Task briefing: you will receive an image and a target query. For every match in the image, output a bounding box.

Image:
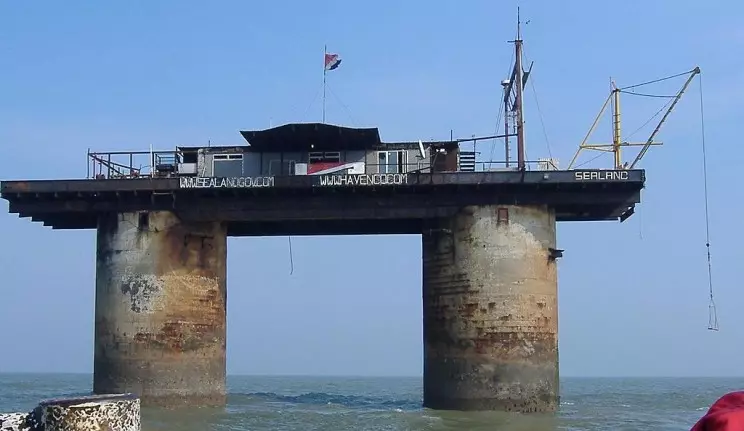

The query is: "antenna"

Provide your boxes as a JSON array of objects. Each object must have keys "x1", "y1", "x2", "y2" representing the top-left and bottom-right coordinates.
[
  {"x1": 517, "y1": 6, "x2": 521, "y2": 40},
  {"x1": 418, "y1": 140, "x2": 426, "y2": 159},
  {"x1": 149, "y1": 143, "x2": 154, "y2": 176}
]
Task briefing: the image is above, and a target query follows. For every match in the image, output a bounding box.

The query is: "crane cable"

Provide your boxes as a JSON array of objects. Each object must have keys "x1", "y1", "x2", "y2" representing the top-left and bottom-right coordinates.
[
  {"x1": 288, "y1": 236, "x2": 295, "y2": 275},
  {"x1": 619, "y1": 68, "x2": 696, "y2": 91},
  {"x1": 698, "y1": 72, "x2": 718, "y2": 331}
]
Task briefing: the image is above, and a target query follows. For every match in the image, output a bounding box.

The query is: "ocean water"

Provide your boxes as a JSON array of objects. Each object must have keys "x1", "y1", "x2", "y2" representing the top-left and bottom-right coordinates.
[{"x1": 0, "y1": 374, "x2": 737, "y2": 430}]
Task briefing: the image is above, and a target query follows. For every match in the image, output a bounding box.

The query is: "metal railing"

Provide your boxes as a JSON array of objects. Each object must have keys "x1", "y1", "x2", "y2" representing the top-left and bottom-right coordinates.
[
  {"x1": 473, "y1": 159, "x2": 561, "y2": 171},
  {"x1": 87, "y1": 150, "x2": 184, "y2": 179},
  {"x1": 363, "y1": 159, "x2": 559, "y2": 174},
  {"x1": 85, "y1": 149, "x2": 561, "y2": 180}
]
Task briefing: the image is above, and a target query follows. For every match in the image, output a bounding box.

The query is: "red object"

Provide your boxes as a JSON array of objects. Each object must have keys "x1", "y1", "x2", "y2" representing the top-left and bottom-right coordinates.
[{"x1": 691, "y1": 391, "x2": 744, "y2": 430}]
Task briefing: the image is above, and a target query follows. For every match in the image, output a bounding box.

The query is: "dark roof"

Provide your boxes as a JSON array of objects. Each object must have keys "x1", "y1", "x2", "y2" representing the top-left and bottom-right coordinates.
[
  {"x1": 177, "y1": 145, "x2": 250, "y2": 153},
  {"x1": 239, "y1": 123, "x2": 382, "y2": 152}
]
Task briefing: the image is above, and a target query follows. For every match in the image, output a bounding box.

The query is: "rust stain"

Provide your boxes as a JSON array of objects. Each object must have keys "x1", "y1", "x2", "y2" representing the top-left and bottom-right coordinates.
[
  {"x1": 159, "y1": 216, "x2": 226, "y2": 279},
  {"x1": 13, "y1": 181, "x2": 29, "y2": 192},
  {"x1": 133, "y1": 321, "x2": 222, "y2": 353}
]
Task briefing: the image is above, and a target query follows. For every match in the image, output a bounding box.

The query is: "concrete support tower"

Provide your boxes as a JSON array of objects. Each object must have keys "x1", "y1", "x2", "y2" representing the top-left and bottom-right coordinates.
[
  {"x1": 93, "y1": 211, "x2": 227, "y2": 406},
  {"x1": 422, "y1": 205, "x2": 559, "y2": 412}
]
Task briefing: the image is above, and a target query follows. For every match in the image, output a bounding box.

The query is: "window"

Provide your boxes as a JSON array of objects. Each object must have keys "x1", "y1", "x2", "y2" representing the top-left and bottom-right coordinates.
[
  {"x1": 181, "y1": 151, "x2": 198, "y2": 164},
  {"x1": 138, "y1": 212, "x2": 149, "y2": 231},
  {"x1": 378, "y1": 150, "x2": 407, "y2": 173},
  {"x1": 213, "y1": 154, "x2": 243, "y2": 161},
  {"x1": 309, "y1": 152, "x2": 341, "y2": 163},
  {"x1": 212, "y1": 153, "x2": 243, "y2": 177},
  {"x1": 497, "y1": 207, "x2": 509, "y2": 225},
  {"x1": 269, "y1": 160, "x2": 296, "y2": 175}
]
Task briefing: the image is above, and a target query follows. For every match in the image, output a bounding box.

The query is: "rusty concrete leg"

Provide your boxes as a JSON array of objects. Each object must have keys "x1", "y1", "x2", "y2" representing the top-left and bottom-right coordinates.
[
  {"x1": 94, "y1": 211, "x2": 227, "y2": 407},
  {"x1": 422, "y1": 205, "x2": 559, "y2": 413}
]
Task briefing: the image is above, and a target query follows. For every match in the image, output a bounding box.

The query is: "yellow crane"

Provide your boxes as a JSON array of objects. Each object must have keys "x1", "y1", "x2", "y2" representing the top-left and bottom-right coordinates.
[
  {"x1": 567, "y1": 67, "x2": 700, "y2": 170},
  {"x1": 566, "y1": 66, "x2": 718, "y2": 331}
]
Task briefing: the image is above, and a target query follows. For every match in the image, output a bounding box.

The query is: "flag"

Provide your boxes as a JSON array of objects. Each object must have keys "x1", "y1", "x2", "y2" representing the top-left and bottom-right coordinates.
[{"x1": 324, "y1": 52, "x2": 341, "y2": 71}]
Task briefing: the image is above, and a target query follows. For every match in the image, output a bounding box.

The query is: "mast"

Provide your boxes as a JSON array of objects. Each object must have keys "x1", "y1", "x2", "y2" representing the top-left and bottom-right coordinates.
[
  {"x1": 503, "y1": 80, "x2": 510, "y2": 167},
  {"x1": 611, "y1": 80, "x2": 622, "y2": 169},
  {"x1": 514, "y1": 8, "x2": 526, "y2": 170},
  {"x1": 499, "y1": 8, "x2": 529, "y2": 171},
  {"x1": 322, "y1": 44, "x2": 327, "y2": 124}
]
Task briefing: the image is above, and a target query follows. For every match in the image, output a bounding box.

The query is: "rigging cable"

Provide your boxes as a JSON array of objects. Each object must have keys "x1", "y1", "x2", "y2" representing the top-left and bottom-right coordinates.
[
  {"x1": 487, "y1": 55, "x2": 513, "y2": 170},
  {"x1": 288, "y1": 236, "x2": 295, "y2": 275},
  {"x1": 573, "y1": 151, "x2": 608, "y2": 169},
  {"x1": 299, "y1": 81, "x2": 325, "y2": 121},
  {"x1": 624, "y1": 96, "x2": 676, "y2": 142},
  {"x1": 638, "y1": 203, "x2": 643, "y2": 240},
  {"x1": 618, "y1": 90, "x2": 676, "y2": 99},
  {"x1": 522, "y1": 46, "x2": 554, "y2": 161},
  {"x1": 488, "y1": 89, "x2": 506, "y2": 170},
  {"x1": 618, "y1": 69, "x2": 697, "y2": 91},
  {"x1": 529, "y1": 74, "x2": 553, "y2": 160},
  {"x1": 698, "y1": 72, "x2": 718, "y2": 331},
  {"x1": 326, "y1": 84, "x2": 358, "y2": 126}
]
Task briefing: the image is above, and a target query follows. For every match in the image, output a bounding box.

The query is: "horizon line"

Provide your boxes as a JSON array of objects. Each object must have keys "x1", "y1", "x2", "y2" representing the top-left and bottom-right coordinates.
[{"x1": 1, "y1": 372, "x2": 744, "y2": 379}]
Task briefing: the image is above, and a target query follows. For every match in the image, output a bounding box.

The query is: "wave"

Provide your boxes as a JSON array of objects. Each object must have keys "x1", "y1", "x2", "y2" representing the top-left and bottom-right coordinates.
[{"x1": 229, "y1": 392, "x2": 422, "y2": 411}]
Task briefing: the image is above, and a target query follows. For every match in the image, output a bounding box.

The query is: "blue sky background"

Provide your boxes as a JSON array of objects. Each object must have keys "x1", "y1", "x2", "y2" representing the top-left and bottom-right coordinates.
[{"x1": 1, "y1": 0, "x2": 742, "y2": 377}]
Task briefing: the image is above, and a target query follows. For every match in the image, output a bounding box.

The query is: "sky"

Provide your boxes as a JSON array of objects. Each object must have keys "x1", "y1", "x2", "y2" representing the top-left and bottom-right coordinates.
[{"x1": 0, "y1": 0, "x2": 742, "y2": 378}]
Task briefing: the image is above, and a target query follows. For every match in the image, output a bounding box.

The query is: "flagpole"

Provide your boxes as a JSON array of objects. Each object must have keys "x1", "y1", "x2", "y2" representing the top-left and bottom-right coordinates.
[{"x1": 322, "y1": 44, "x2": 327, "y2": 123}]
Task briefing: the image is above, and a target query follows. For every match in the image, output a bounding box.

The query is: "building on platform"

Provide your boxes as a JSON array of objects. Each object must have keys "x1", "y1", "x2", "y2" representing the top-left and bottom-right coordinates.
[{"x1": 87, "y1": 123, "x2": 560, "y2": 181}]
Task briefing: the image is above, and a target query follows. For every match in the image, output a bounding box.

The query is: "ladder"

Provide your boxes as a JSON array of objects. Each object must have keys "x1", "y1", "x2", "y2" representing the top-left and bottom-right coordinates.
[{"x1": 459, "y1": 151, "x2": 476, "y2": 172}]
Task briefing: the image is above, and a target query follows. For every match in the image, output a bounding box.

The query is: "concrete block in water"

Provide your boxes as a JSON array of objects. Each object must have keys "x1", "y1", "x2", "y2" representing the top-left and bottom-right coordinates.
[
  {"x1": 0, "y1": 412, "x2": 38, "y2": 431},
  {"x1": 0, "y1": 393, "x2": 139, "y2": 431}
]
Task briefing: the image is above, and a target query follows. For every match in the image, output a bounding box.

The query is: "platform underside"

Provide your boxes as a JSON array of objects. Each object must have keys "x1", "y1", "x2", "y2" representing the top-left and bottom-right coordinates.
[{"x1": 1, "y1": 170, "x2": 644, "y2": 236}]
